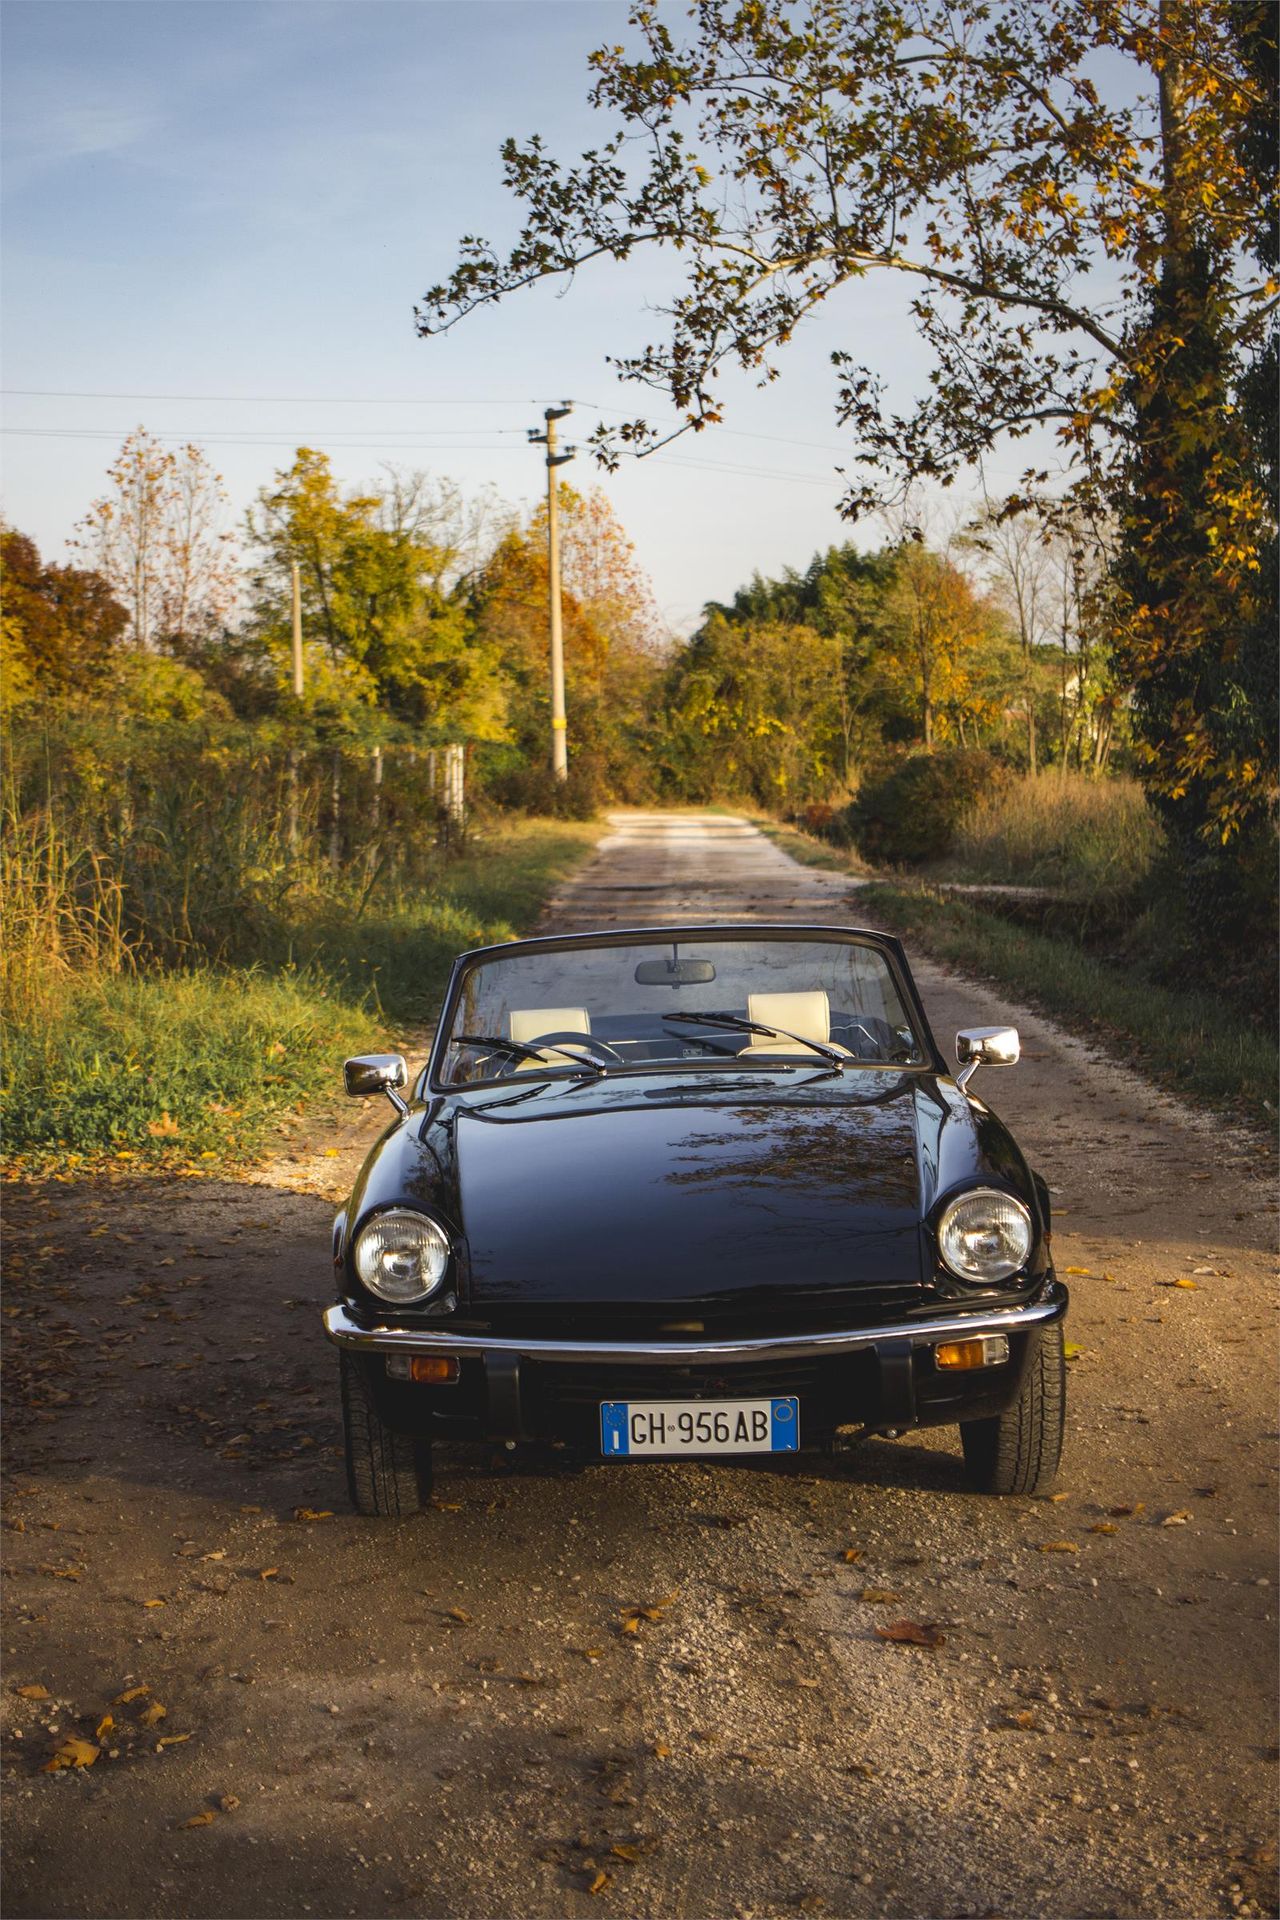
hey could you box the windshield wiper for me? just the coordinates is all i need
[662,1010,846,1072]
[451,1033,606,1076]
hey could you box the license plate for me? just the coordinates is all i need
[600,1397,799,1457]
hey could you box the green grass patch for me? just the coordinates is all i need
[2,817,600,1170]
[860,879,1276,1129]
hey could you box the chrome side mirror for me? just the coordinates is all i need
[955,1026,1020,1091]
[343,1052,409,1115]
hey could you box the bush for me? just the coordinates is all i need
[484,756,607,820]
[845,750,1010,866]
[952,771,1164,898]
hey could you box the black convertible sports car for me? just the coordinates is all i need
[323,924,1067,1515]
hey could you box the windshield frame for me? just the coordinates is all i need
[424,923,946,1094]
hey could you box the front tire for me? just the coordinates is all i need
[340,1353,434,1516]
[960,1323,1065,1495]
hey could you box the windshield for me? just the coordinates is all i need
[436,933,925,1087]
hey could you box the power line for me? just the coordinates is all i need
[2,386,856,457]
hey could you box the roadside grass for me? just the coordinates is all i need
[757,820,1276,1128]
[1,817,599,1171]
[946,771,1162,898]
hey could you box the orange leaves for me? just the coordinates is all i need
[146,1113,180,1139]
[42,1736,99,1772]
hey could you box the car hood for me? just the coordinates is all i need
[455,1078,928,1313]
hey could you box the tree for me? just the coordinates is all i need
[1,528,128,701]
[419,0,1277,856]
[73,430,236,651]
[873,537,1012,751]
[246,450,505,740]
[469,485,666,794]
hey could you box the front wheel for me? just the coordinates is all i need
[340,1352,434,1516]
[960,1323,1065,1495]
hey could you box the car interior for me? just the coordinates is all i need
[497,990,906,1071]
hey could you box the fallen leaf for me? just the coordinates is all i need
[1038,1541,1080,1554]
[1063,1342,1084,1359]
[16,1685,50,1700]
[156,1733,191,1749]
[258,1568,279,1582]
[580,1648,604,1662]
[181,1811,216,1829]
[1009,1709,1038,1729]
[139,1702,167,1727]
[146,1113,180,1138]
[239,1506,262,1515]
[42,1735,99,1772]
[217,1793,240,1811]
[610,1844,640,1863]
[796,1676,821,1689]
[95,1714,114,1740]
[652,1741,670,1758]
[1161,1510,1191,1527]
[114,1685,149,1704]
[839,1548,863,1564]
[875,1620,945,1648]
[1089,1522,1119,1535]
[620,1613,641,1635]
[586,1869,610,1896]
[446,1607,472,1625]
[294,1508,333,1522]
[859,1587,902,1604]
[142,1599,166,1609]
[1109,1502,1145,1517]
[1063,1267,1092,1276]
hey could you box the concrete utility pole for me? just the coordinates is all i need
[287,561,304,856]
[528,404,575,781]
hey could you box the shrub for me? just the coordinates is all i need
[845,750,1010,866]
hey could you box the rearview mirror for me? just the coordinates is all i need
[634,957,717,986]
[344,1053,409,1114]
[955,1026,1020,1090]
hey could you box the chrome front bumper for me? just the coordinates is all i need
[322,1287,1065,1366]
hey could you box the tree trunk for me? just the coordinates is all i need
[329,751,342,871]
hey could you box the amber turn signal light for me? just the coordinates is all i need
[408,1355,460,1384]
[934,1334,1010,1371]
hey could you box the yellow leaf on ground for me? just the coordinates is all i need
[156,1733,191,1749]
[1089,1522,1119,1535]
[587,1869,610,1896]
[42,1736,98,1772]
[1038,1541,1080,1553]
[1161,1510,1191,1526]
[182,1811,216,1829]
[1063,1267,1092,1276]
[258,1568,279,1581]
[16,1685,50,1700]
[95,1714,113,1739]
[142,1599,166,1609]
[840,1548,863,1563]
[859,1588,902,1604]
[139,1702,167,1727]
[114,1685,149,1704]
[293,1509,333,1522]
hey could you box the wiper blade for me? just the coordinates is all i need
[662,1010,845,1071]
[451,1033,605,1075]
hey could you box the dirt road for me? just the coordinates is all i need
[4,812,1276,1920]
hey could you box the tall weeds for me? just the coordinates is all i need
[951,771,1163,898]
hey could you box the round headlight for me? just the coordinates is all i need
[354,1209,450,1304]
[937,1189,1032,1283]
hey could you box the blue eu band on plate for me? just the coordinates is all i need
[600,1397,801,1457]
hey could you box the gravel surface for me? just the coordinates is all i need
[3,811,1276,1920]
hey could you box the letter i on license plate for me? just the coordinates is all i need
[599,1397,799,1456]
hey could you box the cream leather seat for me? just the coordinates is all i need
[737,990,851,1058]
[509,1006,592,1068]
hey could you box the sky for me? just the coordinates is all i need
[3,0,1039,634]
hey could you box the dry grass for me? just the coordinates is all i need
[950,772,1163,897]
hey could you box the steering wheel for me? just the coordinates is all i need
[524,1029,626,1065]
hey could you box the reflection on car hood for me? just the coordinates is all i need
[455,1078,927,1309]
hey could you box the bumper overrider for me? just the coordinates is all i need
[322,1281,1068,1445]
